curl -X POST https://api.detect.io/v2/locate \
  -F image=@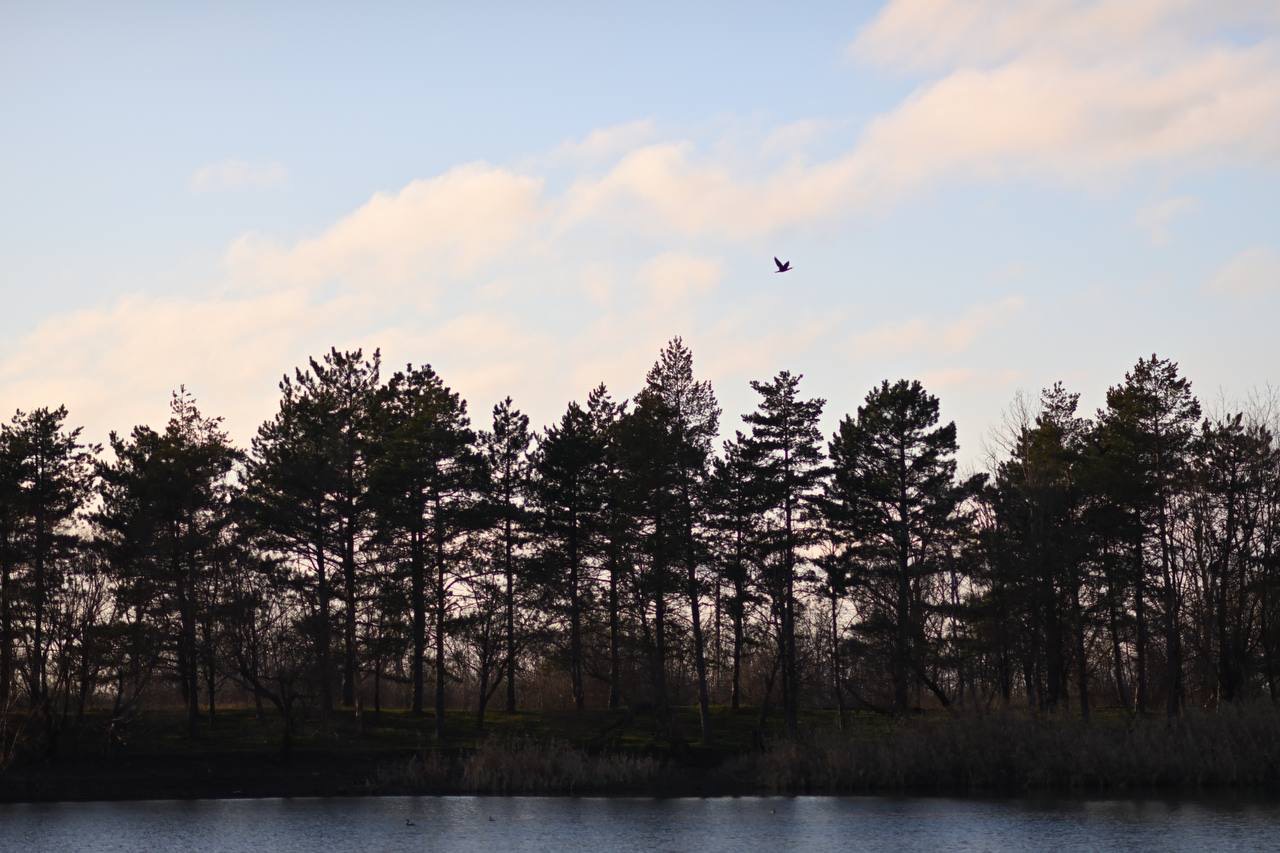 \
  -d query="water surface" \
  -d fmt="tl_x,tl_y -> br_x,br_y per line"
2,794 -> 1277,852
